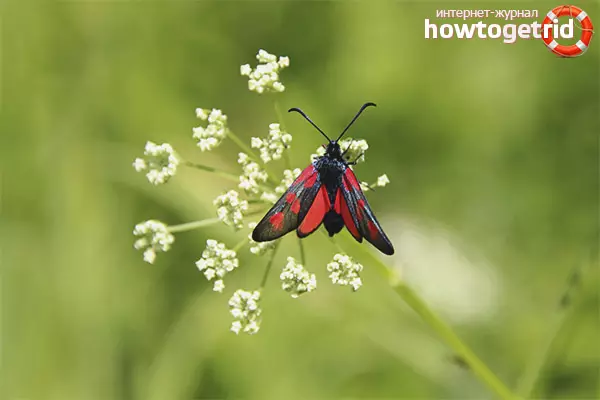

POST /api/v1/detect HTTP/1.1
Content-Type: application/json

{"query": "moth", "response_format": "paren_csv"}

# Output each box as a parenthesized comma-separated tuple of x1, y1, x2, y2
(252, 103, 394, 255)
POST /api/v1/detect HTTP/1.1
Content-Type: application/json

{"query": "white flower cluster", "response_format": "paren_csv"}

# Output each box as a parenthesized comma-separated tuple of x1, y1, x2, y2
(275, 168, 302, 194)
(238, 153, 268, 196)
(327, 254, 363, 291)
(361, 174, 391, 192)
(195, 239, 239, 293)
(229, 289, 262, 335)
(260, 168, 302, 204)
(240, 49, 289, 94)
(213, 190, 248, 229)
(280, 257, 317, 298)
(247, 222, 276, 256)
(251, 123, 292, 163)
(311, 138, 369, 164)
(193, 108, 229, 151)
(133, 141, 180, 185)
(133, 220, 175, 264)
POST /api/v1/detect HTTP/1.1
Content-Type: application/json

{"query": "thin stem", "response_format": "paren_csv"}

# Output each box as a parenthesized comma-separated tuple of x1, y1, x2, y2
(274, 99, 293, 171)
(333, 232, 517, 400)
(393, 282, 516, 400)
(298, 239, 306, 266)
(233, 237, 249, 253)
(182, 161, 240, 184)
(259, 241, 281, 289)
(167, 218, 221, 233)
(516, 260, 590, 397)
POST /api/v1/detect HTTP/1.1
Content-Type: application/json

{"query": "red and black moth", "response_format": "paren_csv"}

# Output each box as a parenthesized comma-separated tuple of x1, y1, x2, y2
(251, 102, 394, 255)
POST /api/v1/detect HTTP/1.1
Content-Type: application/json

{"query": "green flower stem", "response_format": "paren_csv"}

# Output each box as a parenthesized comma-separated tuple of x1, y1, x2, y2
(298, 238, 306, 266)
(233, 237, 249, 252)
(182, 161, 239, 184)
(167, 218, 221, 233)
(259, 241, 281, 290)
(335, 233, 517, 400)
(516, 261, 589, 398)
(225, 130, 279, 186)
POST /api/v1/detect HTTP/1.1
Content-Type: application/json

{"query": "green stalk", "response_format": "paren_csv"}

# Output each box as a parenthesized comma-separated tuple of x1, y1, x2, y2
(516, 261, 590, 397)
(182, 161, 239, 184)
(259, 242, 281, 289)
(167, 218, 221, 233)
(334, 233, 517, 400)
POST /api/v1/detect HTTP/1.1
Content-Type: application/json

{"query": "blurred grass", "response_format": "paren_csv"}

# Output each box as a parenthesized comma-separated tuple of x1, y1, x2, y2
(1, 1, 599, 399)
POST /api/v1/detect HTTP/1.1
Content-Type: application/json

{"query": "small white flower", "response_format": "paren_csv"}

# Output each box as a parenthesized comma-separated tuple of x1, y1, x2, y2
(196, 240, 239, 292)
(376, 174, 390, 187)
(327, 253, 364, 291)
(275, 168, 302, 195)
(340, 138, 369, 163)
(240, 64, 252, 76)
(229, 289, 262, 335)
(213, 279, 225, 293)
(242, 49, 290, 94)
(195, 108, 209, 120)
(133, 141, 180, 185)
(213, 190, 249, 229)
(260, 191, 278, 204)
(192, 108, 229, 151)
(280, 257, 317, 298)
(248, 222, 276, 255)
(237, 152, 268, 195)
(250, 123, 293, 163)
(133, 220, 175, 264)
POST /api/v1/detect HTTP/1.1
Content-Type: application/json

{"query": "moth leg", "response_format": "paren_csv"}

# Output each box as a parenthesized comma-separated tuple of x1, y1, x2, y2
(348, 152, 364, 165)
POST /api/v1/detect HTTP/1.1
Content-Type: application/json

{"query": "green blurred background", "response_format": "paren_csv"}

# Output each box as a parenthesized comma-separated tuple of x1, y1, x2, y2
(2, 1, 599, 399)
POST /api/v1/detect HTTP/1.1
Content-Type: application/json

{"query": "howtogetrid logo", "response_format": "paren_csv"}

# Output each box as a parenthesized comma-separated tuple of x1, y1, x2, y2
(425, 4, 595, 58)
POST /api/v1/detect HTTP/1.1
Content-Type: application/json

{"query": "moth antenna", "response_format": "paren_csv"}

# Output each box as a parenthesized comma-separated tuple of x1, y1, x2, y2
(336, 102, 376, 142)
(288, 107, 331, 142)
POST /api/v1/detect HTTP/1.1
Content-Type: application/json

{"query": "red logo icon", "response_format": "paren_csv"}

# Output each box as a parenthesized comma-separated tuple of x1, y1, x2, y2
(542, 5, 594, 57)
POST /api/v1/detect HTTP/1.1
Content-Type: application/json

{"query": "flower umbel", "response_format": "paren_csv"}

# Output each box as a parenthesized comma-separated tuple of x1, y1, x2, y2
(251, 123, 293, 163)
(327, 254, 364, 291)
(240, 49, 290, 94)
(214, 190, 249, 229)
(280, 257, 317, 298)
(133, 141, 180, 185)
(275, 168, 302, 195)
(237, 153, 269, 196)
(133, 220, 175, 264)
(229, 289, 262, 334)
(193, 108, 229, 151)
(196, 240, 239, 292)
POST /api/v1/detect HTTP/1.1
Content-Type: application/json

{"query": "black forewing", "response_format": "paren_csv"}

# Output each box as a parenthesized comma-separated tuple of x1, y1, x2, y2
(251, 164, 322, 242)
(341, 168, 394, 255)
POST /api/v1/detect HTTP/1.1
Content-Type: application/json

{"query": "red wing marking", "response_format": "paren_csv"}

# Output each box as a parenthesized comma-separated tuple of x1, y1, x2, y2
(304, 173, 318, 188)
(367, 220, 379, 239)
(357, 199, 366, 221)
(339, 189, 361, 239)
(293, 165, 316, 185)
(286, 192, 296, 203)
(298, 186, 328, 235)
(269, 212, 284, 231)
(344, 169, 361, 190)
(291, 199, 301, 214)
(334, 189, 342, 214)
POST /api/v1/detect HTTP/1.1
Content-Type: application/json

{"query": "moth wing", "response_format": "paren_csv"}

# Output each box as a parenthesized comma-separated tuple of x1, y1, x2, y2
(341, 168, 394, 255)
(251, 164, 321, 242)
